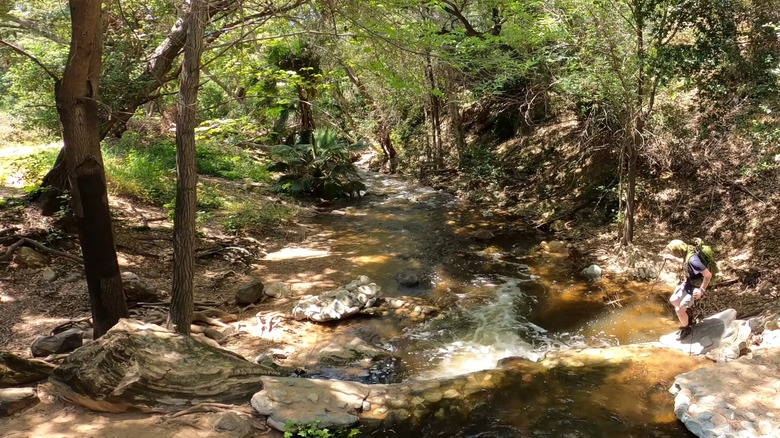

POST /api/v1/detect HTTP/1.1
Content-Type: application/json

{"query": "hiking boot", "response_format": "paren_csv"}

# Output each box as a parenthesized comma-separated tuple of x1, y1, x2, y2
(676, 325, 693, 341)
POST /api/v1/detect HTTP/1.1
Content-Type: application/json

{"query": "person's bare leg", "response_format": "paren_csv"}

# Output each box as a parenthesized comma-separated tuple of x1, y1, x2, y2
(676, 306, 689, 327)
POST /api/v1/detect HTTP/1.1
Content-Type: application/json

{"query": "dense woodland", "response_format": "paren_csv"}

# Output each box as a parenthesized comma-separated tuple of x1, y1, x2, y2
(1, 0, 780, 436)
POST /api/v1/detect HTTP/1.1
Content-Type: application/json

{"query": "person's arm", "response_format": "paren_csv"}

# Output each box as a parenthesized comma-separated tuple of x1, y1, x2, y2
(663, 254, 683, 265)
(694, 269, 712, 298)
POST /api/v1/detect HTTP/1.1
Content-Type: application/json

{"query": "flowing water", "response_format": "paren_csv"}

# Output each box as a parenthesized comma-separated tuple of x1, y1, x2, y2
(287, 171, 694, 437)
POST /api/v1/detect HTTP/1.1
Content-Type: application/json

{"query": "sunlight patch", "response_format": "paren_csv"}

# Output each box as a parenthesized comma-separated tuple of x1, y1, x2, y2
(347, 255, 392, 265)
(264, 247, 329, 260)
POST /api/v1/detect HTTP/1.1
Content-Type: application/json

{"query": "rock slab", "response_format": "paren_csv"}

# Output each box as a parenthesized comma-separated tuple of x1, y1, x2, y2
(670, 347, 780, 438)
(49, 319, 279, 413)
(0, 387, 38, 417)
(31, 328, 83, 357)
(659, 309, 751, 360)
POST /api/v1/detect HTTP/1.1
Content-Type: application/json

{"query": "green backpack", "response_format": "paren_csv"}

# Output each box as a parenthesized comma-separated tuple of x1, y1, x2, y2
(685, 242, 718, 277)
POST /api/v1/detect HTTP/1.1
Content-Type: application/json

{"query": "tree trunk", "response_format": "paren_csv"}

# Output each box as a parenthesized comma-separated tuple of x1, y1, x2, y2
(169, 0, 207, 336)
(56, 0, 128, 339)
(622, 2, 645, 246)
(425, 56, 443, 168)
(340, 62, 396, 168)
(298, 87, 315, 145)
(444, 66, 466, 167)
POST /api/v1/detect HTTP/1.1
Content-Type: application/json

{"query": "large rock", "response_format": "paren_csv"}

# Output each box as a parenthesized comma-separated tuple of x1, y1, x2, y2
(31, 328, 83, 357)
(235, 280, 265, 305)
(48, 319, 279, 413)
(121, 271, 159, 302)
(292, 276, 381, 322)
(659, 309, 751, 360)
(16, 247, 48, 268)
(0, 352, 57, 387)
(670, 347, 780, 438)
(0, 387, 38, 417)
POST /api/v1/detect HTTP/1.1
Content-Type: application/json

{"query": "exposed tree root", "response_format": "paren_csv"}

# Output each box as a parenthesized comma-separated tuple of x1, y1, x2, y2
(0, 237, 83, 263)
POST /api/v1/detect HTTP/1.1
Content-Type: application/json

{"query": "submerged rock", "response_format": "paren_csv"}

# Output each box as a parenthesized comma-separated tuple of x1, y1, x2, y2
(292, 276, 381, 322)
(394, 269, 422, 287)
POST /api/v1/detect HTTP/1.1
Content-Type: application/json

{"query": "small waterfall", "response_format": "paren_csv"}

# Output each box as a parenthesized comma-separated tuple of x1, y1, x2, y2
(410, 275, 550, 379)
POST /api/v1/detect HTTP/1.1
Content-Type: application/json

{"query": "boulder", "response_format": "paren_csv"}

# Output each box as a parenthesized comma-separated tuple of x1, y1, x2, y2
(48, 319, 279, 413)
(235, 280, 265, 305)
(394, 269, 422, 287)
(31, 328, 83, 357)
(292, 276, 381, 322)
(0, 352, 57, 387)
(263, 282, 291, 298)
(0, 387, 38, 417)
(659, 309, 751, 361)
(581, 265, 602, 279)
(16, 247, 48, 268)
(121, 271, 159, 302)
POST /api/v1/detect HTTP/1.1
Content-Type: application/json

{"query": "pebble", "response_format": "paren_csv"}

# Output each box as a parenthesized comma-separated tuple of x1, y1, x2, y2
(41, 268, 57, 282)
(758, 421, 773, 435)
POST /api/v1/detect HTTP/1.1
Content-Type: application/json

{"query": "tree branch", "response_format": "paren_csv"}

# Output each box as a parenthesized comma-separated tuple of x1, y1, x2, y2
(0, 39, 60, 82)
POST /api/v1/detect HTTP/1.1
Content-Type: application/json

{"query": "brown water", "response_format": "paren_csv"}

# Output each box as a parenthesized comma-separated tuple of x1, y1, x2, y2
(283, 171, 694, 437)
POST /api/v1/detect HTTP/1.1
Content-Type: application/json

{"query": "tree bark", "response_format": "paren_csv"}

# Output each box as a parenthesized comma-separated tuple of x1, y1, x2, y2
(56, 0, 128, 338)
(425, 56, 443, 168)
(169, 0, 207, 336)
(444, 65, 466, 167)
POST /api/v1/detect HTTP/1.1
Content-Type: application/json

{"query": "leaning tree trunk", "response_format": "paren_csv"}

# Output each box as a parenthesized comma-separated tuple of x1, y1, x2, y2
(56, 0, 128, 338)
(169, 0, 207, 336)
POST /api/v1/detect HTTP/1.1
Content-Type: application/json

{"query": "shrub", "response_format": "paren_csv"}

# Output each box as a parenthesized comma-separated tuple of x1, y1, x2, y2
(283, 420, 360, 438)
(223, 201, 298, 234)
(269, 128, 368, 199)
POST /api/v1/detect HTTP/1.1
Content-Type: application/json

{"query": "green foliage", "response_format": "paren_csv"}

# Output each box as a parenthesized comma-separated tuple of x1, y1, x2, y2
(223, 201, 298, 235)
(0, 146, 59, 192)
(269, 128, 368, 199)
(283, 420, 360, 438)
(103, 132, 270, 204)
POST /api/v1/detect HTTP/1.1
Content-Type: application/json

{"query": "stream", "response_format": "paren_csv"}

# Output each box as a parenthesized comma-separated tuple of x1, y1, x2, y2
(266, 170, 694, 437)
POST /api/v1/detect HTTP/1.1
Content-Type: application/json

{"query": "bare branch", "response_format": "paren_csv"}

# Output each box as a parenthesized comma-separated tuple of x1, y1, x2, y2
(0, 39, 60, 82)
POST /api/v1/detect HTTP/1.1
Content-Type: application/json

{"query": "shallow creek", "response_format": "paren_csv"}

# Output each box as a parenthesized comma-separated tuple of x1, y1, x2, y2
(263, 171, 696, 437)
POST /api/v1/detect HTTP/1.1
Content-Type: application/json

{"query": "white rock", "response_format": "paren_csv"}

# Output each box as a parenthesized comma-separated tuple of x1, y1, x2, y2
(581, 265, 602, 279)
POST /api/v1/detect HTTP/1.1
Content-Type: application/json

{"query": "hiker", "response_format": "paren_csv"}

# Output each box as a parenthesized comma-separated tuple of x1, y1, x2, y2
(662, 239, 714, 340)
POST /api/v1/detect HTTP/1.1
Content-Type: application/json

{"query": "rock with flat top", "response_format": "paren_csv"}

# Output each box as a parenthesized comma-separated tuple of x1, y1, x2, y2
(48, 319, 279, 413)
(121, 271, 159, 302)
(263, 282, 291, 298)
(659, 309, 751, 361)
(0, 387, 38, 417)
